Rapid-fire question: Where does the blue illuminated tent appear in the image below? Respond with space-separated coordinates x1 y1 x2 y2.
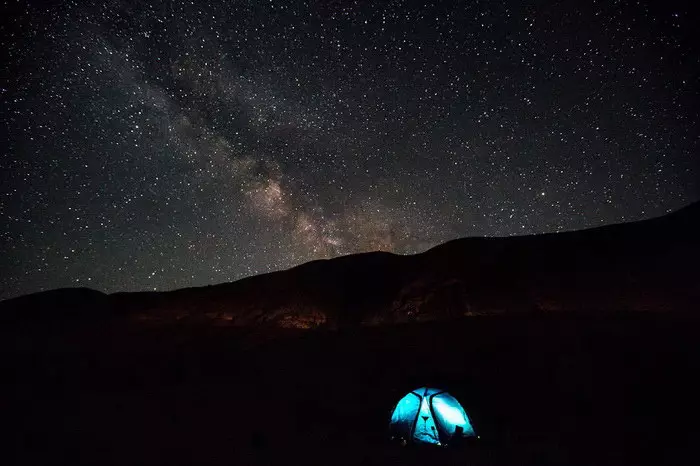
389 387 476 446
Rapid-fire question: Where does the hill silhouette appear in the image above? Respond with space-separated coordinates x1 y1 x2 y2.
2 201 699 327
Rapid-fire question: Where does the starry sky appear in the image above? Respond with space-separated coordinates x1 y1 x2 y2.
2 0 698 299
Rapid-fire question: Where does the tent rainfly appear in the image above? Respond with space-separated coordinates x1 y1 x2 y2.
389 387 476 446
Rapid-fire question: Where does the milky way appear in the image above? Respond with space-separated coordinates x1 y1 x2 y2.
2 0 698 299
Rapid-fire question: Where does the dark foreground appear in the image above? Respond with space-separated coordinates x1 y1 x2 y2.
2 312 699 465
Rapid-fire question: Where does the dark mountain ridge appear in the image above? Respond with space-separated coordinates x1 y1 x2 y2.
2 201 699 328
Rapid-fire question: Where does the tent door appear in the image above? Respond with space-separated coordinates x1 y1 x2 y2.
412 399 440 444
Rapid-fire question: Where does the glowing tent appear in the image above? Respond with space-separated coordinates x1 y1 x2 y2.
389 387 476 446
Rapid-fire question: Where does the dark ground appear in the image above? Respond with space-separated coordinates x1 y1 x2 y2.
2 312 699 465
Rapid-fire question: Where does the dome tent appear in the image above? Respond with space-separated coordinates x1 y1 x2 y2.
389 387 476 446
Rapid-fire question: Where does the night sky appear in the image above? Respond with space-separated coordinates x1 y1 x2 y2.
2 0 698 299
